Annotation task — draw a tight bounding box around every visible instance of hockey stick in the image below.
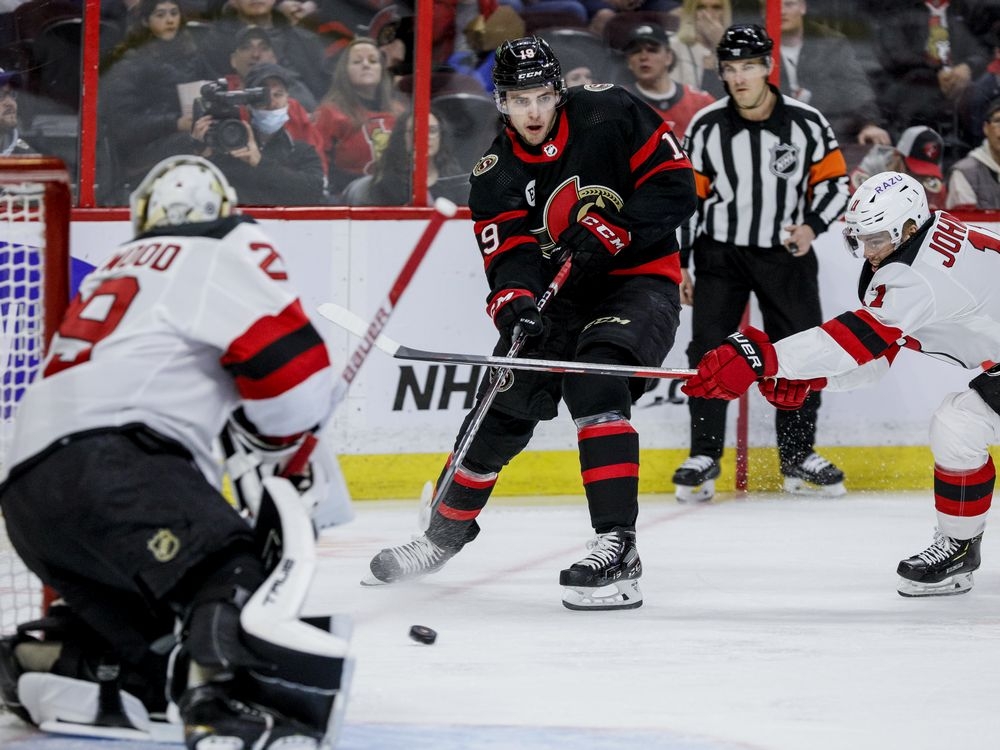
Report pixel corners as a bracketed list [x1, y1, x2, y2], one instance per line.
[315, 301, 696, 381]
[278, 198, 457, 480]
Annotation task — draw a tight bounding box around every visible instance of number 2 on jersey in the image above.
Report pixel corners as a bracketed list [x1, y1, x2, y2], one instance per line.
[44, 277, 140, 376]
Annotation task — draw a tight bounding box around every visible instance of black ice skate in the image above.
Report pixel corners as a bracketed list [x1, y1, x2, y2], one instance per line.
[560, 527, 643, 610]
[179, 682, 321, 750]
[781, 452, 846, 497]
[672, 455, 720, 503]
[363, 534, 457, 586]
[897, 529, 982, 597]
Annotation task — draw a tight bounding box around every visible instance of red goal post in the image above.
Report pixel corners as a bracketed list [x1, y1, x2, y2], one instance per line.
[0, 156, 71, 635]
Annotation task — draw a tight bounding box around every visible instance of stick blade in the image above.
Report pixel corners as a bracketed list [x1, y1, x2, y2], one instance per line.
[316, 303, 401, 355]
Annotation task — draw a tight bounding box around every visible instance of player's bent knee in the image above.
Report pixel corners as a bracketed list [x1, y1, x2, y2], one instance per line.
[930, 390, 998, 469]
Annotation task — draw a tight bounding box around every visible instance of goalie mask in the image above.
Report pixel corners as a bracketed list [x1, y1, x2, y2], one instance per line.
[130, 155, 236, 234]
[843, 171, 929, 258]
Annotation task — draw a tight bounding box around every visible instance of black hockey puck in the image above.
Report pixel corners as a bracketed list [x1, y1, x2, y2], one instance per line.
[409, 625, 437, 644]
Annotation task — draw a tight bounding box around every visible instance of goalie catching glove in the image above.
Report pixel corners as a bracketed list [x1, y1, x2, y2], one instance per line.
[682, 327, 777, 400]
[555, 204, 631, 279]
[758, 377, 827, 410]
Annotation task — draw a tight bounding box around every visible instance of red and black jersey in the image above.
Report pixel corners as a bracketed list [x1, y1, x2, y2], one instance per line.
[468, 84, 696, 298]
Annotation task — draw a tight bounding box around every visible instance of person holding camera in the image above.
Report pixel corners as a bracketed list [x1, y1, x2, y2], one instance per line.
[193, 62, 326, 205]
[98, 0, 214, 201]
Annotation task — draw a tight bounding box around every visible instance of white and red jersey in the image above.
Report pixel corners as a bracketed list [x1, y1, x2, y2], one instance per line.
[7, 216, 334, 482]
[773, 212, 1000, 388]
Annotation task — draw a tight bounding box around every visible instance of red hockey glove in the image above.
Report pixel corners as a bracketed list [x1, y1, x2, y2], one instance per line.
[758, 377, 827, 410]
[556, 206, 630, 278]
[487, 288, 544, 339]
[682, 327, 778, 400]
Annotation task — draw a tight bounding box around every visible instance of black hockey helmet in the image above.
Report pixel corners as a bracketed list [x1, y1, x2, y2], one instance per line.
[716, 23, 773, 67]
[492, 36, 567, 112]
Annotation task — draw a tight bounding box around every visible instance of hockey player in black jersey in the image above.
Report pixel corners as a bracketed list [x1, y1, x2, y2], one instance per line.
[365, 36, 697, 610]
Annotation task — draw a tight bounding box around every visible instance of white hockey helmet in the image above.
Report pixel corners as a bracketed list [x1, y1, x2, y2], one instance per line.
[129, 155, 237, 234]
[842, 170, 929, 257]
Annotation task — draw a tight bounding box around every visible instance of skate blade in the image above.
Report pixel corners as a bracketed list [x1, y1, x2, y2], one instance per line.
[782, 477, 847, 497]
[562, 579, 643, 610]
[897, 572, 974, 597]
[360, 572, 391, 586]
[675, 479, 715, 504]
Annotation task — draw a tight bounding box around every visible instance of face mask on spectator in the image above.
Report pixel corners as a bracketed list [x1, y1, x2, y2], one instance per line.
[251, 106, 289, 135]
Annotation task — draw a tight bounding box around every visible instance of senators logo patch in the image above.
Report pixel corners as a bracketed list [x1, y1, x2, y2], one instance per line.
[534, 176, 625, 254]
[473, 154, 499, 176]
[584, 83, 613, 92]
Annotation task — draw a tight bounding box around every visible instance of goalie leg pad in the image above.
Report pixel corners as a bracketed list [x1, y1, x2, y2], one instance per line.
[179, 478, 353, 749]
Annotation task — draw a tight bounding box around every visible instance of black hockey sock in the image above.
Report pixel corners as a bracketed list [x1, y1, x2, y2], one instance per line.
[426, 459, 496, 549]
[934, 457, 995, 520]
[577, 416, 639, 533]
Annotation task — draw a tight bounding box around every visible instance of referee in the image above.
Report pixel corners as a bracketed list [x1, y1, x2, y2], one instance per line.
[672, 23, 850, 502]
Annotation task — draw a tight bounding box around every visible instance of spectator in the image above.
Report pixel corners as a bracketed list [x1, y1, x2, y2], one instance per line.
[958, 20, 1000, 147]
[227, 25, 317, 112]
[99, 0, 211, 195]
[342, 107, 469, 206]
[673, 24, 849, 502]
[588, 1, 682, 37]
[621, 23, 714, 136]
[195, 0, 328, 102]
[367, 2, 458, 72]
[313, 37, 399, 198]
[948, 97, 1000, 208]
[194, 63, 326, 204]
[448, 4, 527, 93]
[670, 0, 732, 97]
[777, 0, 889, 150]
[872, 0, 989, 161]
[851, 125, 948, 210]
[0, 70, 36, 156]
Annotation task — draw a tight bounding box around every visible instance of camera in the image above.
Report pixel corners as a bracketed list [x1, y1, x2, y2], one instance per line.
[192, 80, 270, 152]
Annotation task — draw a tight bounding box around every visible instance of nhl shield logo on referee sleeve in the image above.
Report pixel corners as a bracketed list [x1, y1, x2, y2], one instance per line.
[769, 143, 801, 178]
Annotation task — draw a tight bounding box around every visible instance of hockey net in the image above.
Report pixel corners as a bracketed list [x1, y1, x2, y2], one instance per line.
[0, 157, 71, 636]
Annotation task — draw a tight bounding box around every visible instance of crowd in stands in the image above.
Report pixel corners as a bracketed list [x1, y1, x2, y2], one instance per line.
[6, 0, 1000, 209]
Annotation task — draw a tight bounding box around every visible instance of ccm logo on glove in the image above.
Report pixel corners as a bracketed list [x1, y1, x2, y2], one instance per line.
[580, 214, 628, 253]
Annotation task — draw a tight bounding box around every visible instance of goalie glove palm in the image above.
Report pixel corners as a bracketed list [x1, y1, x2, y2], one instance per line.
[683, 326, 778, 400]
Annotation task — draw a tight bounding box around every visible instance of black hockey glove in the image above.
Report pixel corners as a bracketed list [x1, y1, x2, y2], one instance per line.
[487, 287, 544, 340]
[555, 205, 631, 279]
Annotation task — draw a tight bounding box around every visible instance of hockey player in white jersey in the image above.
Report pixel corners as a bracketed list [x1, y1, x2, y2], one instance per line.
[682, 170, 1000, 597]
[0, 155, 351, 748]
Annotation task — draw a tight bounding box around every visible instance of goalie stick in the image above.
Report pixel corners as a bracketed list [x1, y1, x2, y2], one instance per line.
[279, 197, 457, 479]
[315, 301, 696, 381]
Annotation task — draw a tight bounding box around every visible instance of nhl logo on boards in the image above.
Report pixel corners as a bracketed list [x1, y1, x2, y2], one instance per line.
[769, 143, 800, 178]
[473, 154, 499, 176]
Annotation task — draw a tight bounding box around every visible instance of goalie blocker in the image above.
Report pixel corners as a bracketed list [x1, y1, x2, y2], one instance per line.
[0, 476, 353, 749]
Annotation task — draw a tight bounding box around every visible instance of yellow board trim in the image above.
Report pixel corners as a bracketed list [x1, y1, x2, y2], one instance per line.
[339, 446, 1000, 500]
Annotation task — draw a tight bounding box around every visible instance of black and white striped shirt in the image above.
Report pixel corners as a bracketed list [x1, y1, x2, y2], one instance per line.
[679, 85, 849, 259]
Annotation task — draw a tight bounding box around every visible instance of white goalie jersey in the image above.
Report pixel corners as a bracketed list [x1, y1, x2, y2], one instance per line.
[773, 212, 1000, 387]
[6, 216, 335, 482]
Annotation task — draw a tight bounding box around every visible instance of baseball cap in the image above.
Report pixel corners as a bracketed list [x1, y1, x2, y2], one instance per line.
[0, 68, 22, 88]
[896, 125, 943, 179]
[625, 23, 670, 53]
[232, 25, 271, 53]
[244, 62, 290, 90]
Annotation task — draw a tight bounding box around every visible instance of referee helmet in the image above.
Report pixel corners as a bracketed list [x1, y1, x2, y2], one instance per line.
[716, 24, 773, 69]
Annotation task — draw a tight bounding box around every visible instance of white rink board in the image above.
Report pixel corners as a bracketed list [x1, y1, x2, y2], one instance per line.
[70, 219, 982, 455]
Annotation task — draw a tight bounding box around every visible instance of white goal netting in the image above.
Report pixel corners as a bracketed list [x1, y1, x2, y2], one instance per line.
[0, 160, 70, 635]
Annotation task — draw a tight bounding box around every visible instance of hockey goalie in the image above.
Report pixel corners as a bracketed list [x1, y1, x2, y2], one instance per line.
[0, 155, 352, 747]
